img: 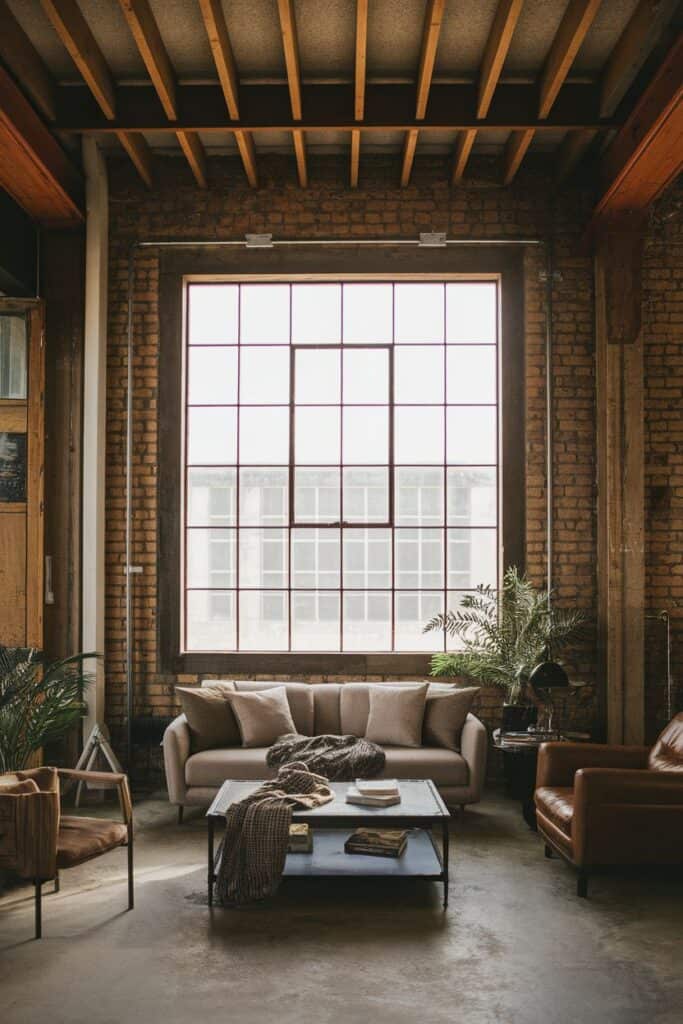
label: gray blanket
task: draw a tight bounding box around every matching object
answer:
[266,732,386,781]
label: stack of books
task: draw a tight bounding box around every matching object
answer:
[345,779,401,807]
[344,828,410,858]
[287,823,312,853]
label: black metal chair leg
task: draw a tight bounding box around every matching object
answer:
[127,833,134,910]
[178,806,184,825]
[544,844,553,859]
[54,871,60,893]
[34,881,42,939]
[577,870,588,898]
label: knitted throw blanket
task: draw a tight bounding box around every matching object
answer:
[215,762,333,907]
[266,732,386,781]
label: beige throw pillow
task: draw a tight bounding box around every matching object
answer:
[228,686,297,748]
[423,685,480,751]
[176,683,240,751]
[364,684,429,748]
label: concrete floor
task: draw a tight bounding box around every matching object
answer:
[1,791,681,1024]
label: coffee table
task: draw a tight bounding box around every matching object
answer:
[206,778,451,908]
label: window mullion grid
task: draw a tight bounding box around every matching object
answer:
[288,285,293,652]
[235,287,241,650]
[339,309,344,651]
[442,283,447,653]
[391,281,396,653]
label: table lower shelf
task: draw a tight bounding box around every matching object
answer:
[282,828,443,878]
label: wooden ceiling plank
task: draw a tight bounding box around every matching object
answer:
[503,128,534,184]
[41,0,116,120]
[0,0,56,122]
[177,130,207,188]
[478,0,524,118]
[350,128,361,187]
[117,130,153,187]
[452,128,477,183]
[351,0,369,187]
[276,0,307,186]
[235,131,258,188]
[402,0,446,186]
[600,0,679,118]
[555,127,597,181]
[400,129,419,187]
[539,0,602,119]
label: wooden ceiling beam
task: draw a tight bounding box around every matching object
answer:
[198,0,257,187]
[539,0,602,119]
[118,0,206,187]
[502,128,534,184]
[351,0,368,187]
[0,0,56,122]
[277,0,307,185]
[555,127,597,182]
[599,0,679,118]
[40,0,152,185]
[452,128,476,183]
[401,0,446,186]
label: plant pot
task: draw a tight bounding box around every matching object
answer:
[501,703,537,734]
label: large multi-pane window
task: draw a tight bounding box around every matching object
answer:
[183,280,498,653]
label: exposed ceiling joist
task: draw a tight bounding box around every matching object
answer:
[401,0,446,186]
[556,127,597,181]
[198,0,257,187]
[599,0,679,118]
[351,0,368,187]
[40,0,152,186]
[277,0,307,185]
[118,0,207,187]
[0,63,82,224]
[453,0,523,183]
[502,127,534,184]
[0,0,56,122]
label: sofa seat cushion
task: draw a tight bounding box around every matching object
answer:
[186,748,275,787]
[534,787,574,836]
[381,746,469,787]
[57,816,128,869]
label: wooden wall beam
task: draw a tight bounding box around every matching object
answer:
[0,0,56,121]
[401,0,446,186]
[277,0,307,185]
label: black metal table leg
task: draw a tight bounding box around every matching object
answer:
[207,816,214,906]
[441,821,449,910]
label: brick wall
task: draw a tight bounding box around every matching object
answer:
[105,152,602,763]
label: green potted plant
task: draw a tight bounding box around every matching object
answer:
[424,567,585,731]
[0,646,92,773]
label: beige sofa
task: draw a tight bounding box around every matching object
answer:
[163,680,488,813]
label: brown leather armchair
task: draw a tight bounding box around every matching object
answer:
[534,713,683,897]
[0,766,133,938]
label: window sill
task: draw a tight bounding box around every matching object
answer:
[170,651,434,676]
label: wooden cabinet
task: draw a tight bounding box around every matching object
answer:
[0,300,44,649]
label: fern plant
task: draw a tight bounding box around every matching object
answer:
[0,646,92,772]
[424,567,585,703]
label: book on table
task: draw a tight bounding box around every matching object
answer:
[344,828,410,858]
[288,823,312,853]
[345,786,401,808]
[353,779,400,796]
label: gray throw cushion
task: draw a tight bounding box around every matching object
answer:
[364,684,429,748]
[423,685,480,751]
[228,686,297,748]
[176,683,240,751]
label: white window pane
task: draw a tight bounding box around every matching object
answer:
[240,591,288,650]
[241,284,290,343]
[446,282,497,343]
[343,593,391,651]
[394,407,444,464]
[448,528,497,589]
[343,407,388,463]
[395,283,444,343]
[188,285,238,345]
[447,467,496,526]
[343,468,389,523]
[294,468,340,523]
[186,591,235,651]
[187,407,236,464]
[187,347,237,405]
[239,529,288,587]
[394,345,444,403]
[187,468,236,526]
[0,315,28,398]
[292,284,341,343]
[447,407,496,464]
[292,528,340,588]
[395,468,444,525]
[292,592,340,650]
[343,529,391,589]
[295,407,341,463]
[295,349,340,404]
[394,592,443,651]
[447,346,496,404]
[239,467,289,525]
[343,349,389,403]
[343,283,393,343]
[240,347,290,404]
[187,529,236,588]
[446,592,470,651]
[239,408,289,464]
[395,529,444,589]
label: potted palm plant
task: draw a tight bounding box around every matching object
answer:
[0,646,92,773]
[424,567,585,731]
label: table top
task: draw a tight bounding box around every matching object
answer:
[207,778,450,823]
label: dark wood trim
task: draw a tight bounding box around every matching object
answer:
[158,244,526,675]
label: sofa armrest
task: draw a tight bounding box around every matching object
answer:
[574,767,683,807]
[536,742,650,789]
[460,713,487,801]
[162,714,191,806]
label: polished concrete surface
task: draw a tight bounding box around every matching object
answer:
[1,791,681,1024]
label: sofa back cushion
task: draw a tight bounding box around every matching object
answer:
[311,684,342,734]
[423,685,480,752]
[233,681,314,736]
[365,684,428,747]
[648,712,683,772]
[178,682,240,751]
[228,687,297,747]
[339,681,430,737]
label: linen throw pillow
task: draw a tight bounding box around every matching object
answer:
[176,682,240,751]
[228,686,297,748]
[364,684,429,748]
[423,685,480,752]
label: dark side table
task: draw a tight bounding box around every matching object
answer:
[492,730,556,830]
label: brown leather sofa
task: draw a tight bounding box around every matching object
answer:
[534,713,683,897]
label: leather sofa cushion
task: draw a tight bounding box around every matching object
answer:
[57,816,128,869]
[233,681,314,735]
[535,786,574,836]
[185,744,468,788]
[648,712,683,772]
